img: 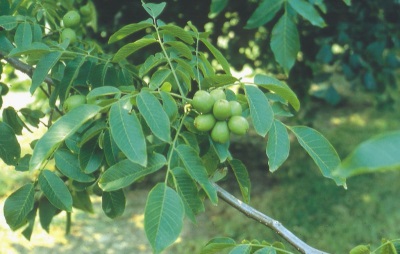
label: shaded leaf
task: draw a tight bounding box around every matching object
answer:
[109,100,147,166]
[59,57,86,103]
[144,183,184,254]
[165,41,193,59]
[288,0,326,27]
[229,159,251,203]
[113,38,157,62]
[142,2,166,19]
[0,122,21,165]
[38,170,73,212]
[289,126,345,186]
[160,24,194,44]
[102,190,126,218]
[229,245,252,254]
[109,22,153,44]
[267,120,290,172]
[30,105,101,171]
[209,0,229,18]
[79,137,104,174]
[200,38,231,74]
[31,51,62,94]
[54,149,95,183]
[14,22,32,48]
[137,90,171,142]
[22,206,37,240]
[160,91,178,121]
[72,190,94,213]
[245,85,274,137]
[39,197,57,233]
[245,0,283,29]
[4,183,35,230]
[149,69,171,90]
[103,129,120,166]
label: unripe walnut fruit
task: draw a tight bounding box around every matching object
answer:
[192,90,215,114]
[228,116,249,135]
[229,100,242,116]
[211,121,230,143]
[213,99,231,120]
[63,11,81,28]
[63,94,86,112]
[210,88,226,101]
[61,28,77,43]
[194,114,216,132]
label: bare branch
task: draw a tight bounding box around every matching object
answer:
[214,183,330,254]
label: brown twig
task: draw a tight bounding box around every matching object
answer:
[213,183,330,254]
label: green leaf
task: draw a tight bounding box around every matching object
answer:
[245,0,283,29]
[175,144,218,204]
[99,153,166,191]
[0,31,14,53]
[72,190,94,213]
[254,247,277,254]
[2,106,24,135]
[0,15,18,30]
[8,42,50,57]
[201,237,236,254]
[39,170,73,212]
[144,183,184,254]
[142,2,167,19]
[109,100,147,166]
[0,122,21,165]
[210,137,231,163]
[288,0,326,27]
[267,120,290,172]
[113,38,157,62]
[172,167,205,223]
[165,41,193,59]
[39,197,57,233]
[160,91,178,121]
[79,138,104,174]
[14,22,32,48]
[21,206,37,240]
[30,104,101,171]
[86,86,121,103]
[15,154,31,172]
[289,126,345,186]
[254,74,300,111]
[149,69,171,90]
[229,159,251,203]
[333,131,400,179]
[89,63,119,88]
[270,12,300,73]
[4,183,35,230]
[137,90,171,142]
[108,22,153,44]
[59,57,86,103]
[102,190,126,218]
[54,149,95,183]
[202,74,239,89]
[200,38,231,74]
[31,51,62,94]
[343,0,351,6]
[245,85,274,137]
[209,0,229,18]
[103,129,120,166]
[160,24,194,45]
[229,245,252,254]
[379,239,397,254]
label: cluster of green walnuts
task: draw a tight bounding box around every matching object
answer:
[60,3,92,43]
[191,89,249,144]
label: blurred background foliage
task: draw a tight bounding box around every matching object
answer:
[1,0,399,253]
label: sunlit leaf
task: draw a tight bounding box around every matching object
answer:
[245,85,274,137]
[289,126,345,186]
[109,100,147,166]
[4,183,34,230]
[160,24,194,44]
[30,105,101,171]
[38,170,73,212]
[108,22,153,44]
[267,120,290,172]
[113,38,157,62]
[144,183,184,253]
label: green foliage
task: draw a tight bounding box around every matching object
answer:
[2,0,393,253]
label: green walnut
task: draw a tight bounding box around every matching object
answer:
[228,116,249,135]
[192,90,215,114]
[63,94,86,112]
[61,28,77,43]
[194,114,216,132]
[211,121,230,143]
[229,100,242,116]
[210,88,226,101]
[63,10,81,28]
[213,99,231,120]
[79,4,92,17]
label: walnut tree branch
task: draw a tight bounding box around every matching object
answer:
[213,183,330,254]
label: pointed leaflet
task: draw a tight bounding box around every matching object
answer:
[288,0,326,28]
[210,137,231,163]
[108,22,153,44]
[0,122,21,165]
[59,56,86,103]
[245,0,283,29]
[109,100,147,166]
[229,245,252,254]
[99,153,166,191]
[267,120,290,172]
[159,24,195,45]
[201,237,236,254]
[79,137,103,173]
[29,104,101,171]
[254,74,300,111]
[165,41,193,59]
[39,170,73,212]
[144,183,184,254]
[149,69,171,90]
[22,206,37,240]
[160,91,178,121]
[39,197,57,233]
[245,85,274,137]
[72,190,94,213]
[102,190,126,219]
[14,22,32,48]
[137,90,171,142]
[54,149,95,183]
[270,12,300,73]
[200,38,231,74]
[229,159,251,203]
[112,38,157,62]
[209,0,228,18]
[175,144,218,204]
[31,51,62,94]
[172,167,205,223]
[142,2,166,19]
[289,126,345,186]
[333,131,400,179]
[4,183,35,230]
